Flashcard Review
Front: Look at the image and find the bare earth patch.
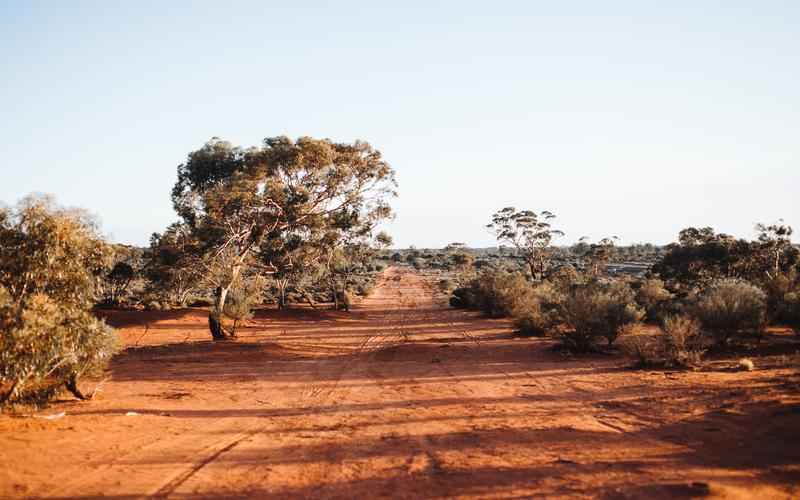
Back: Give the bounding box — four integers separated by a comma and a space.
1, 267, 799, 499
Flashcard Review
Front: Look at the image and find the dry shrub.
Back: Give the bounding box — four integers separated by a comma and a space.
693, 280, 767, 345
449, 270, 530, 317
473, 271, 531, 318
513, 282, 563, 336
622, 315, 707, 368
635, 278, 672, 322
662, 315, 706, 367
0, 197, 119, 406
560, 281, 644, 352
621, 333, 661, 367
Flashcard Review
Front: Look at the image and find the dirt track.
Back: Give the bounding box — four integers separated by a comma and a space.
2, 267, 799, 499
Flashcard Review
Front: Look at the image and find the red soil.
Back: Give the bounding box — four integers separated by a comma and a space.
1, 267, 799, 499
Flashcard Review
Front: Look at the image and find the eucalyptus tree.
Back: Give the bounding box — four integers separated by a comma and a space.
581, 236, 618, 277
755, 221, 795, 278
320, 208, 392, 311
145, 222, 204, 306
487, 208, 563, 280
171, 136, 396, 340
259, 230, 325, 309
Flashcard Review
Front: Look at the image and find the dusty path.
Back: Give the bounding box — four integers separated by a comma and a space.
1, 267, 799, 499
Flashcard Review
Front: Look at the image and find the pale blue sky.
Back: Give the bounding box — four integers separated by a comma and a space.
1, 1, 797, 248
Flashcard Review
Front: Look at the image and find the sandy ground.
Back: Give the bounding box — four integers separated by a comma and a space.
1, 266, 799, 499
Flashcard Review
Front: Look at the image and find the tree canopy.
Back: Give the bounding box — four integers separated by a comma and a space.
171, 136, 397, 339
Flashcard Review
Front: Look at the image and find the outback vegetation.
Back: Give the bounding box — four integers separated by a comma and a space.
445, 208, 799, 364
2, 145, 798, 499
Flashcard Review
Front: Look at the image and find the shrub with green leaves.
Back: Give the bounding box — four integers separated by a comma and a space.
470, 270, 532, 318
622, 314, 708, 368
661, 315, 706, 366
692, 280, 767, 344
0, 196, 118, 406
513, 282, 563, 337
222, 277, 265, 336
635, 278, 672, 322
560, 281, 644, 351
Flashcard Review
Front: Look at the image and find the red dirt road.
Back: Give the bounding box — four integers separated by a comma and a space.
2, 267, 799, 499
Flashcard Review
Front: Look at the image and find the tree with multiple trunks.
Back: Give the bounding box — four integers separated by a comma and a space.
171, 136, 396, 340
755, 221, 796, 279
487, 208, 563, 280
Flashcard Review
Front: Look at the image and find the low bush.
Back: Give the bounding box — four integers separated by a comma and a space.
513, 282, 563, 337
635, 278, 672, 322
692, 280, 767, 344
621, 332, 661, 367
0, 197, 119, 406
560, 281, 644, 352
661, 315, 706, 367
622, 315, 706, 368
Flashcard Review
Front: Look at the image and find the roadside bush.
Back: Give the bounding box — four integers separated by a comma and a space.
0, 196, 119, 406
450, 271, 562, 336
692, 280, 767, 345
560, 281, 644, 352
513, 282, 563, 336
473, 271, 532, 318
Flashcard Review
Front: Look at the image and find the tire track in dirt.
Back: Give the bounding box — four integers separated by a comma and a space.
160, 267, 430, 497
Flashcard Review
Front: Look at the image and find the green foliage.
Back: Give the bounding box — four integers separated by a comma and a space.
170, 136, 397, 338
145, 223, 203, 306
692, 280, 767, 344
661, 315, 706, 366
622, 315, 707, 368
0, 196, 118, 406
654, 226, 799, 289
487, 207, 563, 280
579, 237, 618, 277
560, 281, 644, 352
635, 278, 672, 322
469, 271, 532, 318
513, 282, 564, 337
448, 270, 561, 336
223, 277, 265, 336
